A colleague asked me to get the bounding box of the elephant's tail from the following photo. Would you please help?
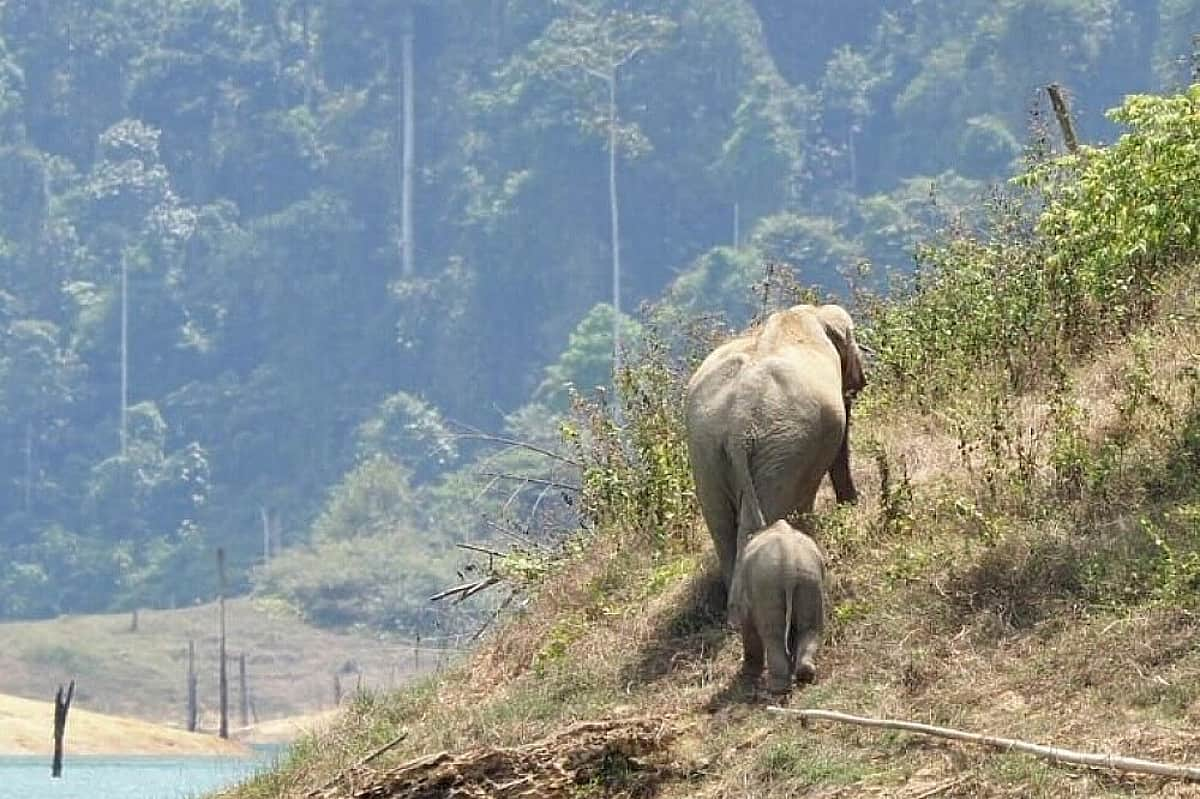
[783,583,795,658]
[729,437,767,537]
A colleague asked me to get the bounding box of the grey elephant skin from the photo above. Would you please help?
[729,519,826,692]
[684,304,865,589]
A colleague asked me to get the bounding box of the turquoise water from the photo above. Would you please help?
[0,748,282,799]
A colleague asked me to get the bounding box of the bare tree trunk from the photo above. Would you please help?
[846,127,857,190]
[301,0,314,109]
[119,254,128,458]
[607,70,621,375]
[260,505,271,564]
[400,5,416,278]
[51,680,74,778]
[24,420,32,511]
[217,548,228,739]
[1046,83,1078,154]
[186,640,197,732]
[1192,33,1200,83]
[238,652,249,729]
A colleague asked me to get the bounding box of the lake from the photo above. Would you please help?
[0,748,283,799]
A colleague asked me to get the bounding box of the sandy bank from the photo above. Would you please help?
[0,693,249,756]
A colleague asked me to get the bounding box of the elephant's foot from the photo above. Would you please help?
[739,660,763,684]
[765,673,792,695]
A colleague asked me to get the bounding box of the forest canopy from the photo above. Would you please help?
[0,0,1184,631]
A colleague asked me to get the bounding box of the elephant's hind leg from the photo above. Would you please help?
[739,621,764,683]
[764,630,793,694]
[792,630,819,684]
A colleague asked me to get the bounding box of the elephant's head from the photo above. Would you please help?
[815,304,865,399]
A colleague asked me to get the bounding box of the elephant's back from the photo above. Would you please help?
[742,354,846,450]
[684,340,755,438]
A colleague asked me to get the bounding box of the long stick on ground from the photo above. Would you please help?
[767,707,1200,782]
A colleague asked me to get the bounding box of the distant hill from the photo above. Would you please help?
[0,599,453,729]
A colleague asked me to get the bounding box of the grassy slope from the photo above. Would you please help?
[222,268,1200,798]
[0,599,443,733]
[0,692,249,755]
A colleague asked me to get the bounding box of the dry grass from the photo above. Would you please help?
[222,267,1200,798]
[0,598,437,731]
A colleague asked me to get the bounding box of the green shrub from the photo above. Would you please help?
[565,308,711,553]
[1025,86,1200,331]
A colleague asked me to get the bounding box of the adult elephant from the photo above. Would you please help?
[684,304,865,589]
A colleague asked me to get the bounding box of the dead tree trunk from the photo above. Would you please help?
[186,640,198,732]
[51,680,74,778]
[607,69,622,375]
[399,4,416,278]
[1192,33,1200,83]
[238,652,249,729]
[1046,83,1078,154]
[217,547,228,739]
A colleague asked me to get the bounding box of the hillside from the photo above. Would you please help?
[0,599,444,730]
[212,85,1200,798]
[223,282,1200,797]
[0,692,246,756]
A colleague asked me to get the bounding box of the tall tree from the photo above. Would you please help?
[499,2,673,372]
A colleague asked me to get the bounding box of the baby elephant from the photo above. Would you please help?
[728,520,827,694]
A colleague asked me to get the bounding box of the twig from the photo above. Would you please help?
[428,576,501,603]
[457,576,501,602]
[456,542,506,558]
[429,579,489,602]
[470,589,517,643]
[768,707,1200,782]
[484,518,548,550]
[526,481,558,528]
[310,731,409,795]
[450,430,581,467]
[909,775,969,799]
[477,472,580,492]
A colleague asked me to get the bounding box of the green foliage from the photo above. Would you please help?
[254,531,466,633]
[309,455,417,544]
[355,392,459,482]
[1025,87,1200,329]
[566,310,705,552]
[537,304,644,409]
[0,1,1189,626]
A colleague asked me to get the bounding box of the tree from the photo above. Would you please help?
[499,2,673,374]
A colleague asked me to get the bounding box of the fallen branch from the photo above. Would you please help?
[768,707,1200,782]
[307,717,682,799]
[429,576,501,603]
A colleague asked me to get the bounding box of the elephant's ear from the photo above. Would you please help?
[817,305,866,397]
